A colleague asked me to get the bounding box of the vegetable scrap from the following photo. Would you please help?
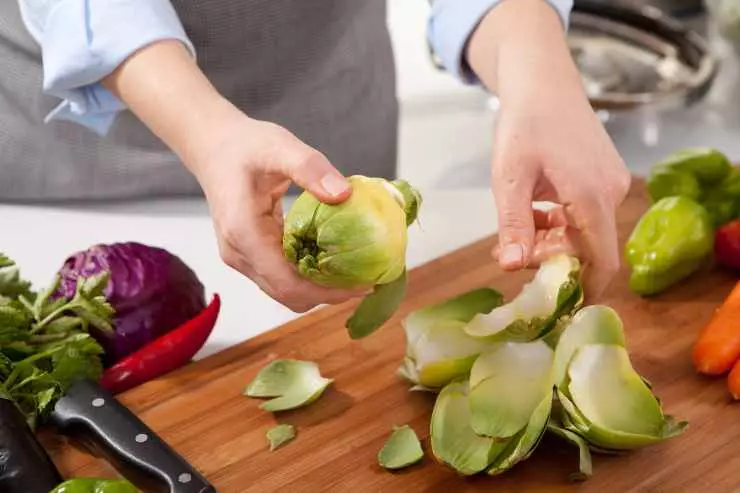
[244,359,333,412]
[377,425,424,470]
[266,424,296,451]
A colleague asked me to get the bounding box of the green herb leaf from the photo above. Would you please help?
[0,254,34,300]
[46,334,105,392]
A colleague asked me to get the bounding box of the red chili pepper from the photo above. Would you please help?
[715,219,740,270]
[100,293,221,394]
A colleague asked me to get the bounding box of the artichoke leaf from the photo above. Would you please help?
[552,305,626,388]
[563,345,688,450]
[465,255,582,342]
[546,421,593,481]
[430,380,509,475]
[469,340,554,439]
[486,392,553,476]
[244,359,333,412]
[378,425,424,470]
[346,270,407,340]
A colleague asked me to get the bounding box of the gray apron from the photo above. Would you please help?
[0,1,398,202]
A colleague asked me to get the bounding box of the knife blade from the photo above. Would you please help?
[48,379,216,493]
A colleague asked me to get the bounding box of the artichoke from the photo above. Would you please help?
[283,176,422,339]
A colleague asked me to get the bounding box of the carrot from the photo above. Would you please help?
[728,359,740,400]
[692,281,740,375]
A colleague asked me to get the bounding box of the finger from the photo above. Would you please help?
[533,206,569,230]
[276,137,352,205]
[492,162,537,271]
[530,226,580,266]
[563,199,620,300]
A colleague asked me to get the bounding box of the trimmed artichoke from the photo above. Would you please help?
[283,175,422,339]
[398,288,503,389]
[465,255,583,341]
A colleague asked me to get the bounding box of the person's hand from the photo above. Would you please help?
[490,88,631,298]
[189,110,367,312]
[466,0,631,298]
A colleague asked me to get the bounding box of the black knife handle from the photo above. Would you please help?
[49,380,216,493]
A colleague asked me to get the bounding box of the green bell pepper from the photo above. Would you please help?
[703,190,739,228]
[647,167,701,203]
[49,478,138,493]
[655,147,732,186]
[626,196,714,296]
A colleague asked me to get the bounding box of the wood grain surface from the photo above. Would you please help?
[41,180,740,493]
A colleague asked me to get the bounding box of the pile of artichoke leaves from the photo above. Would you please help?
[399,254,687,480]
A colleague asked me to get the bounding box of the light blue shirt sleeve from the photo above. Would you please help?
[18,0,196,135]
[428,0,574,84]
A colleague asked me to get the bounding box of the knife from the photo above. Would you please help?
[48,379,216,493]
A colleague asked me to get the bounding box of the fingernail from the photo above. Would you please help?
[500,244,523,267]
[320,174,349,197]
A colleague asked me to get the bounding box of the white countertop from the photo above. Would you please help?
[0,188,498,359]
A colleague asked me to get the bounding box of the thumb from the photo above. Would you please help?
[493,168,536,271]
[281,140,351,205]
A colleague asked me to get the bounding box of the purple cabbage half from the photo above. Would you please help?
[54,242,206,366]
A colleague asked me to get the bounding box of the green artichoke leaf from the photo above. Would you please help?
[486,392,553,476]
[378,424,424,470]
[547,421,593,481]
[469,340,554,438]
[552,305,626,388]
[346,269,407,340]
[430,380,509,475]
[464,255,582,341]
[244,359,333,412]
[563,345,688,450]
[399,288,503,388]
[266,424,296,451]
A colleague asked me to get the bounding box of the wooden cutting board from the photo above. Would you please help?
[41,180,740,493]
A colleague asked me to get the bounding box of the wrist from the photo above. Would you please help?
[467,0,584,107]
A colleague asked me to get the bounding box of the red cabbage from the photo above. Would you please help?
[54,242,206,366]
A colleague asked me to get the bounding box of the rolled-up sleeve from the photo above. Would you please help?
[428,0,574,84]
[18,0,195,135]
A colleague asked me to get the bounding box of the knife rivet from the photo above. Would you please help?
[178,473,192,484]
[135,433,148,443]
[92,398,105,408]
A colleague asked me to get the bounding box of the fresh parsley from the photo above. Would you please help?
[0,254,114,428]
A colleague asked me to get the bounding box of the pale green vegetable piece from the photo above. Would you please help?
[486,393,552,476]
[469,340,554,438]
[244,359,333,412]
[552,305,626,387]
[266,424,296,451]
[430,380,509,475]
[378,425,424,470]
[399,288,503,388]
[346,270,407,339]
[562,345,688,450]
[547,422,593,481]
[465,255,582,341]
